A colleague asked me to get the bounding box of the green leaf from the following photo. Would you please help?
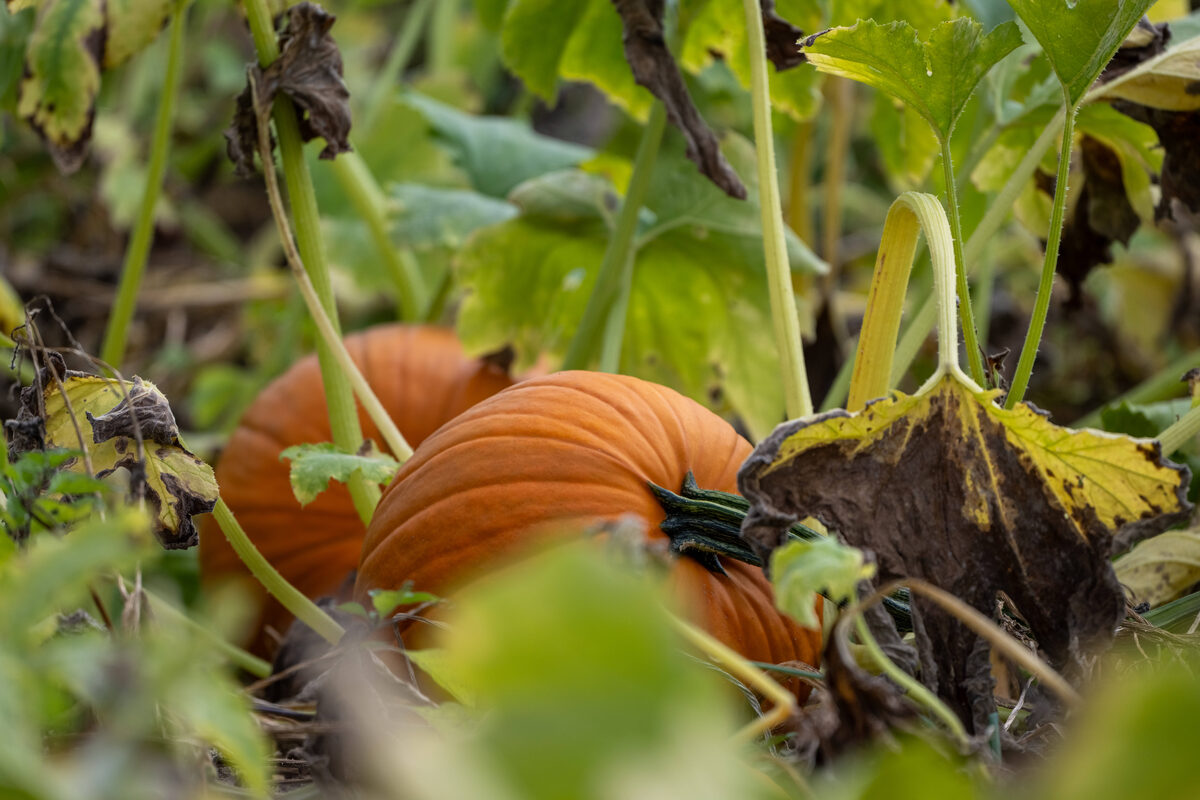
[870,92,940,189]
[771,537,874,628]
[280,442,401,507]
[404,91,593,197]
[473,0,509,31]
[1075,103,1162,221]
[498,0,591,102]
[0,5,35,113]
[1007,0,1156,106]
[802,17,1023,140]
[830,0,953,35]
[17,0,104,173]
[558,0,653,119]
[390,183,517,249]
[508,168,628,224]
[102,0,172,68]
[369,583,439,618]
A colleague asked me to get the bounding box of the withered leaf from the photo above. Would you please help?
[1057,135,1141,304]
[225,1,351,176]
[611,0,746,198]
[760,0,806,71]
[740,375,1192,730]
[24,366,218,549]
[1112,102,1200,219]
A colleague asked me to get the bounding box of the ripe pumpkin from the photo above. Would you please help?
[355,370,823,697]
[199,324,515,657]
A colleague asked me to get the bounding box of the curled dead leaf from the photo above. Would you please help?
[226,1,351,177]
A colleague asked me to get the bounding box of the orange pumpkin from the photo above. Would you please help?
[199,324,515,657]
[355,370,823,696]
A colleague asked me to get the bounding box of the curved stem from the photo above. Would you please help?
[1006,103,1078,408]
[669,614,796,743]
[100,3,189,369]
[329,152,427,320]
[941,138,986,387]
[742,0,813,418]
[852,613,969,746]
[1159,404,1200,456]
[211,499,345,646]
[242,0,379,524]
[562,102,667,372]
[251,76,413,463]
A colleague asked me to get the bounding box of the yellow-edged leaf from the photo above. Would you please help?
[1114,527,1200,607]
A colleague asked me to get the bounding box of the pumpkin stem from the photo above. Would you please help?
[648,472,822,574]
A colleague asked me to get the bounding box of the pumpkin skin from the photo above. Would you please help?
[355,370,823,696]
[199,324,515,657]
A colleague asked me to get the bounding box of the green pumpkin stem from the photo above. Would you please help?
[648,472,822,574]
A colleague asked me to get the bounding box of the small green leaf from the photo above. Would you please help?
[771,537,875,628]
[404,91,593,197]
[803,17,1023,140]
[280,442,401,507]
[369,583,439,619]
[1007,0,1157,106]
[335,601,370,618]
[17,0,104,173]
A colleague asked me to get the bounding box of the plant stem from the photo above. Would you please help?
[145,588,272,678]
[251,77,413,463]
[742,0,813,418]
[328,152,427,320]
[242,0,379,524]
[562,102,667,372]
[211,499,345,646]
[100,3,189,369]
[941,139,986,386]
[852,614,969,746]
[428,0,459,75]
[1074,348,1200,429]
[820,78,854,356]
[1159,404,1200,456]
[669,614,796,743]
[786,119,815,245]
[359,0,435,131]
[1006,103,1078,408]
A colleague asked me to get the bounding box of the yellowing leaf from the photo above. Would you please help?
[1114,527,1200,607]
[33,367,218,548]
[1088,33,1200,111]
[741,373,1192,729]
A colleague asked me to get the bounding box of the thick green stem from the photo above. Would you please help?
[1006,103,1078,408]
[243,0,378,524]
[328,152,427,320]
[562,102,667,372]
[359,0,434,131]
[648,473,821,572]
[1159,404,1200,456]
[742,0,813,418]
[211,499,345,646]
[100,3,189,369]
[428,0,458,74]
[941,139,986,387]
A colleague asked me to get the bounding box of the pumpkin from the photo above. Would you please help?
[199,324,515,657]
[355,370,823,697]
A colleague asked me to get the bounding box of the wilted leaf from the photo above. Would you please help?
[403,92,591,198]
[1101,397,1199,501]
[1007,0,1156,105]
[226,1,351,175]
[1110,101,1200,219]
[1090,31,1200,111]
[740,373,1192,729]
[1114,527,1200,607]
[17,0,103,173]
[19,361,218,548]
[802,18,1022,141]
[771,536,873,629]
[280,441,400,507]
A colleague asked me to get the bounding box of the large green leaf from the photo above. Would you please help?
[17,0,104,172]
[1007,0,1156,105]
[802,17,1022,140]
[456,137,824,438]
[404,92,593,197]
